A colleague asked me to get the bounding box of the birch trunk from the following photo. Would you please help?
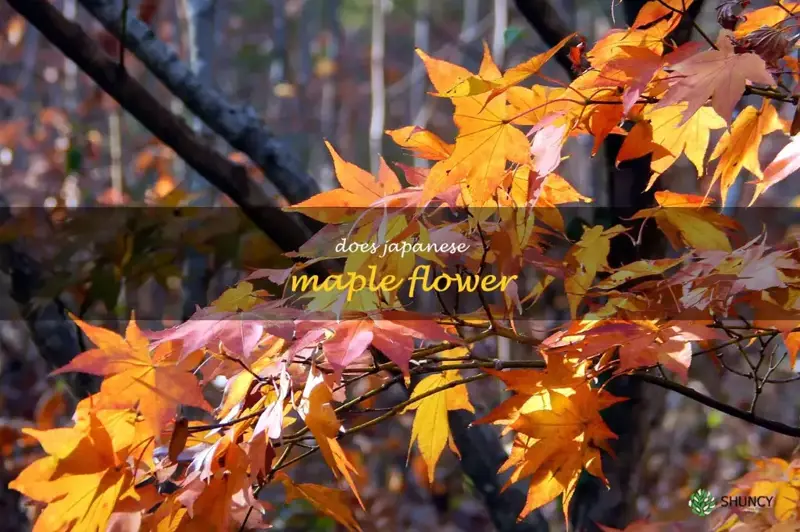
[410,0,430,128]
[492,0,508,67]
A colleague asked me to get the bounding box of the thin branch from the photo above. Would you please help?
[655,0,717,49]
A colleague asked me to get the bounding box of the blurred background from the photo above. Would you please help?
[0,0,799,530]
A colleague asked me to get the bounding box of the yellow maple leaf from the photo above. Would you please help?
[587,28,665,69]
[9,413,141,532]
[631,191,740,252]
[417,45,531,204]
[436,33,575,99]
[286,141,401,223]
[477,362,622,525]
[728,457,800,522]
[564,224,628,318]
[709,101,784,206]
[645,103,727,186]
[278,473,362,532]
[385,126,454,161]
[403,348,474,484]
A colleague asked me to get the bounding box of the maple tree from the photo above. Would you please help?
[5,0,800,530]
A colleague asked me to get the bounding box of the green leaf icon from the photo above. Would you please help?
[688,488,716,517]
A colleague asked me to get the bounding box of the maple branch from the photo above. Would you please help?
[655,0,717,49]
[75,0,323,208]
[337,373,488,437]
[632,372,800,438]
[6,0,324,274]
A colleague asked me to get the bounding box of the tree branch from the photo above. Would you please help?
[75,0,323,208]
[632,372,800,438]
[0,200,97,396]
[6,0,322,273]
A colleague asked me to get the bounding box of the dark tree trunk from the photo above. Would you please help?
[570,2,704,529]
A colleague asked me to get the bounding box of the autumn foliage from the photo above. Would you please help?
[9,0,800,530]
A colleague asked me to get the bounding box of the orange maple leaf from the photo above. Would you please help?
[287,141,402,222]
[53,314,211,439]
[9,413,144,532]
[299,370,364,508]
[479,361,623,525]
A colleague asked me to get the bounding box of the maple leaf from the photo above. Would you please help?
[321,320,375,378]
[480,368,623,525]
[644,102,727,185]
[54,314,211,439]
[176,442,264,530]
[370,312,462,375]
[632,0,695,36]
[734,3,798,38]
[594,257,684,289]
[616,321,719,381]
[631,191,740,252]
[564,224,628,318]
[145,302,297,361]
[294,313,459,378]
[386,126,454,161]
[278,473,362,532]
[402,348,474,484]
[616,120,673,166]
[657,31,775,124]
[474,355,589,428]
[298,370,364,507]
[543,319,720,381]
[709,101,784,206]
[602,46,664,115]
[505,85,579,129]
[484,32,576,96]
[286,141,401,222]
[586,28,666,69]
[751,134,800,205]
[417,44,531,204]
[728,457,800,522]
[9,413,142,532]
[436,33,576,99]
[531,123,569,175]
[210,281,261,312]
